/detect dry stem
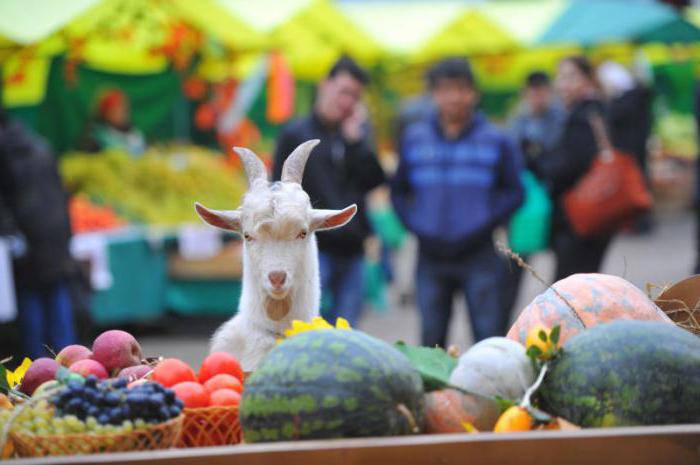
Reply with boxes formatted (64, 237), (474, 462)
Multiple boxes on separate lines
(496, 241), (584, 327)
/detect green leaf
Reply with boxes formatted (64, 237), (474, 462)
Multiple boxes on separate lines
(394, 342), (458, 391)
(550, 325), (561, 345)
(538, 330), (548, 342)
(526, 345), (543, 359)
(0, 364), (8, 393)
(494, 396), (518, 414)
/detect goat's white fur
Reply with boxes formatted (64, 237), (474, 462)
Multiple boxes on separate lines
(195, 140), (356, 371)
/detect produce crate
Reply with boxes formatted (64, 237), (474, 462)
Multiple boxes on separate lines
(8, 424), (700, 465)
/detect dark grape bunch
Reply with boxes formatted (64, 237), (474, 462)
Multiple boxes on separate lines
(52, 375), (183, 426)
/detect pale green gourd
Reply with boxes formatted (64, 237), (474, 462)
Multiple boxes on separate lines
(449, 337), (535, 401)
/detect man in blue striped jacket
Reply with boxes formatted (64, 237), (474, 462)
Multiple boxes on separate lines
(391, 58), (524, 348)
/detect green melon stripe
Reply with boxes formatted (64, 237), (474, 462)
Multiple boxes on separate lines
(241, 330), (425, 442)
(540, 320), (700, 427)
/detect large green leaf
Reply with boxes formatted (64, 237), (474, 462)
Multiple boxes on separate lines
(394, 342), (457, 391)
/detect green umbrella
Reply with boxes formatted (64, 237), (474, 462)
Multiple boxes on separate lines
(537, 0), (700, 46)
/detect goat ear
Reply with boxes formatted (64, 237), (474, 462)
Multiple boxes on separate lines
(195, 202), (242, 233)
(310, 204), (357, 232)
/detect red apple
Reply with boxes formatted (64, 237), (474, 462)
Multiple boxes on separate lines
(117, 364), (152, 381)
(91, 330), (143, 372)
(20, 358), (60, 396)
(69, 359), (108, 379)
(55, 344), (93, 368)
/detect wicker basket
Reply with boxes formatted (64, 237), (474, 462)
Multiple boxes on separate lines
(176, 406), (241, 448)
(10, 415), (183, 457)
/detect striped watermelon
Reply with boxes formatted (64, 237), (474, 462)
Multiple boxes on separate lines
(240, 329), (425, 442)
(539, 320), (700, 427)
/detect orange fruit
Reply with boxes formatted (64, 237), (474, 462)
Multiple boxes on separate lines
(198, 352), (243, 383)
(0, 393), (13, 409)
(152, 358), (196, 388)
(203, 373), (243, 394)
(209, 388), (241, 407)
(172, 381), (210, 408)
(494, 406), (533, 433)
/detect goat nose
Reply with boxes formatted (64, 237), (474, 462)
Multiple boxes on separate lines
(268, 271), (287, 288)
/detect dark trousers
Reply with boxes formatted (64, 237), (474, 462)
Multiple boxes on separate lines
(552, 229), (611, 282)
(319, 252), (365, 327)
(415, 244), (509, 348)
(17, 280), (76, 359)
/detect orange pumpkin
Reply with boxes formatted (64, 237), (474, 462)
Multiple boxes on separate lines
(424, 389), (500, 434)
(507, 273), (671, 346)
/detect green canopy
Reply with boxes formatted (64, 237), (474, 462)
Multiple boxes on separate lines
(537, 0), (700, 46)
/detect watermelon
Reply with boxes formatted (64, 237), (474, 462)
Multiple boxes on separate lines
(240, 329), (425, 442)
(539, 320), (700, 427)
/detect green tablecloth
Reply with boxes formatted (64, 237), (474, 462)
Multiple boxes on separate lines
(165, 280), (241, 317)
(89, 230), (242, 325)
(91, 233), (168, 326)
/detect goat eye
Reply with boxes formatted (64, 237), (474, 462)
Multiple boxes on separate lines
(243, 233), (253, 242)
(296, 231), (307, 240)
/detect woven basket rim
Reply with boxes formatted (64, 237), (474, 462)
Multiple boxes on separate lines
(182, 405), (239, 413)
(10, 414), (184, 441)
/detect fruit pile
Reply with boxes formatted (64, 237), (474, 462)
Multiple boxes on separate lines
(60, 146), (247, 226)
(19, 330), (149, 397)
(0, 379), (183, 437)
(151, 353), (244, 409)
(54, 377), (182, 426)
(69, 195), (126, 233)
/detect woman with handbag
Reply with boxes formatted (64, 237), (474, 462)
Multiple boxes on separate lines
(537, 56), (652, 281)
(536, 56), (614, 281)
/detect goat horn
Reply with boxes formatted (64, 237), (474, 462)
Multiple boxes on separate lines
(281, 139), (320, 184)
(233, 146), (267, 187)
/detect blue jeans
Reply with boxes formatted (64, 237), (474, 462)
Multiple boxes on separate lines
(319, 252), (365, 326)
(17, 281), (76, 359)
(416, 244), (508, 348)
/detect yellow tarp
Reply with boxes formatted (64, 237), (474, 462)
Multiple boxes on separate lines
(413, 10), (520, 62)
(2, 54), (51, 107)
(340, 2), (463, 55)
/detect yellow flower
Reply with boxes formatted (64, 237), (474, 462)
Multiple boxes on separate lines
(6, 358), (32, 389)
(279, 316), (352, 342)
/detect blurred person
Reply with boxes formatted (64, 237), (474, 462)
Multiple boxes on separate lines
(505, 71), (564, 314)
(395, 93), (434, 141)
(273, 56), (386, 326)
(509, 71), (565, 171)
(535, 56), (611, 281)
(82, 88), (145, 156)
(598, 61), (654, 233)
(0, 107), (77, 358)
(391, 57), (524, 348)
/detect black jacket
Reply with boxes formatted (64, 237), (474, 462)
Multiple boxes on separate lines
(608, 86), (652, 170)
(0, 118), (75, 287)
(273, 113), (386, 257)
(535, 98), (606, 234)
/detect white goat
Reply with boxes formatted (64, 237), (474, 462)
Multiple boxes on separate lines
(194, 139), (357, 372)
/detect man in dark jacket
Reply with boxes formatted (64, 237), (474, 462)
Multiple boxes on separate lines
(392, 58), (524, 347)
(273, 57), (386, 326)
(0, 108), (77, 358)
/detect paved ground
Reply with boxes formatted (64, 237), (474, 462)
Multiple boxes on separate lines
(140, 211), (696, 367)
